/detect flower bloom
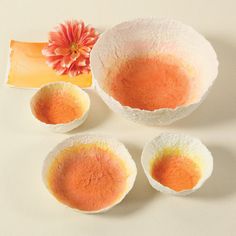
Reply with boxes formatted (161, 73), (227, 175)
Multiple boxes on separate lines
(42, 20), (99, 77)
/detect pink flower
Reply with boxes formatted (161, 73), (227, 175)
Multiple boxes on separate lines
(42, 20), (99, 77)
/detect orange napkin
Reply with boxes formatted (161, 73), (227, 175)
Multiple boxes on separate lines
(7, 40), (92, 88)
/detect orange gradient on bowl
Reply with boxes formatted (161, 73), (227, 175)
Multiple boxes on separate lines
(46, 143), (128, 211)
(105, 55), (191, 110)
(34, 90), (84, 124)
(31, 83), (89, 125)
(151, 155), (201, 191)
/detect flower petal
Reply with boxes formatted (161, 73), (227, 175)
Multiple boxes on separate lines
(78, 48), (90, 58)
(76, 21), (85, 41)
(55, 47), (71, 56)
(77, 59), (87, 66)
(46, 55), (64, 67)
(49, 31), (67, 46)
(61, 55), (73, 68)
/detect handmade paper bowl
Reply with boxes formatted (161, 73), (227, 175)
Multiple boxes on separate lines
(90, 18), (218, 126)
(30, 82), (90, 133)
(42, 134), (137, 213)
(141, 133), (213, 196)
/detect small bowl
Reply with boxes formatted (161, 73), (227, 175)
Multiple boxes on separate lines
(141, 133), (213, 196)
(90, 18), (218, 126)
(42, 134), (137, 213)
(30, 82), (90, 133)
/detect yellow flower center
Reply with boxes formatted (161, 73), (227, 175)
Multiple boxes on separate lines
(71, 42), (79, 54)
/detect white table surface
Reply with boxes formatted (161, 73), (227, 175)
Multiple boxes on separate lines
(0, 0), (236, 235)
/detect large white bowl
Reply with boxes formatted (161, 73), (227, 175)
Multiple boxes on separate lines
(90, 18), (219, 126)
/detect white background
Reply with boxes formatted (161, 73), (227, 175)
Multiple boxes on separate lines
(0, 0), (235, 235)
